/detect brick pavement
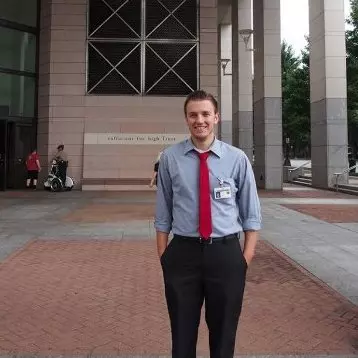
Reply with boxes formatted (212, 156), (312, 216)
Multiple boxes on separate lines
(63, 203), (155, 223)
(282, 204), (358, 223)
(259, 189), (354, 199)
(0, 239), (357, 356)
(1, 186), (358, 357)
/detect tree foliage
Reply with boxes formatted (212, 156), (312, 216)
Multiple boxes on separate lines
(282, 0), (358, 158)
(346, 0), (358, 155)
(281, 40), (310, 157)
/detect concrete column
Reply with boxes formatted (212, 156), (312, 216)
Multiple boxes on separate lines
(232, 0), (253, 161)
(200, 2), (219, 97)
(219, 24), (232, 145)
(38, 0), (86, 188)
(309, 0), (348, 188)
(37, 0), (52, 176)
(253, 0), (282, 189)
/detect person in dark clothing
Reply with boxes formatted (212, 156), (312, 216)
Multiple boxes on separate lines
(57, 160), (68, 186)
(53, 144), (68, 187)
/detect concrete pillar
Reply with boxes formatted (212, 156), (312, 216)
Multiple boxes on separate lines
(219, 24), (232, 145)
(37, 0), (52, 173)
(38, 0), (86, 187)
(232, 0), (253, 161)
(309, 0), (348, 188)
(253, 0), (282, 189)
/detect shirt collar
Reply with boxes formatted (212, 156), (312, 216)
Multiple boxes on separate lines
(184, 137), (222, 158)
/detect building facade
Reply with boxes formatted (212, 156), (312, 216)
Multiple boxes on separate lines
(0, 0), (349, 191)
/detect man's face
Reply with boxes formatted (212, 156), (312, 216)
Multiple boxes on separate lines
(185, 99), (219, 141)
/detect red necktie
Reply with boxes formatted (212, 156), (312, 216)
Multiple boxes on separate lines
(198, 152), (212, 239)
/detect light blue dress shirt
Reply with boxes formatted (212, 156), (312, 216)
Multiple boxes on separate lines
(154, 138), (262, 237)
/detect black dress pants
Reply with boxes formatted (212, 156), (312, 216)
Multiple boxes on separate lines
(161, 235), (247, 358)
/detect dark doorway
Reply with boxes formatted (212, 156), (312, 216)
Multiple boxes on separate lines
(0, 120), (35, 190)
(7, 121), (34, 189)
(0, 120), (7, 191)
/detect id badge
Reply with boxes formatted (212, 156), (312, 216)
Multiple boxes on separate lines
(214, 186), (232, 200)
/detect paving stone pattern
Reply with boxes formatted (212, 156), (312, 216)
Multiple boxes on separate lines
(63, 203), (155, 223)
(0, 240), (357, 356)
(282, 204), (358, 223)
(258, 189), (354, 199)
(1, 187), (358, 357)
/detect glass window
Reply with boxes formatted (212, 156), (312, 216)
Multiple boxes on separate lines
(0, 73), (35, 118)
(0, 0), (38, 27)
(0, 27), (36, 73)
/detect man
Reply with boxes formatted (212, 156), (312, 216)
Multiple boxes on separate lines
(53, 144), (68, 187)
(25, 149), (41, 189)
(155, 90), (261, 358)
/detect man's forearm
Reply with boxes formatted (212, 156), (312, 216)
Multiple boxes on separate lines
(156, 231), (169, 258)
(149, 173), (155, 186)
(243, 230), (259, 265)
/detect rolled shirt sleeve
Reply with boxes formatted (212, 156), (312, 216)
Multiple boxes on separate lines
(154, 152), (173, 233)
(236, 155), (262, 231)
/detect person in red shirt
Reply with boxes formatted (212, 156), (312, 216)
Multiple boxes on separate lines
(25, 149), (41, 189)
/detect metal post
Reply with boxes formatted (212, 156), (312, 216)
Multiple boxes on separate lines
(283, 137), (291, 166)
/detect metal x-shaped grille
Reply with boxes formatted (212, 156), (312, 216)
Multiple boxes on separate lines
(145, 43), (196, 94)
(89, 0), (140, 38)
(88, 41), (141, 94)
(87, 0), (198, 95)
(146, 0), (196, 39)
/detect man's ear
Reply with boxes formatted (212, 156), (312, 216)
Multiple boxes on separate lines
(215, 113), (220, 124)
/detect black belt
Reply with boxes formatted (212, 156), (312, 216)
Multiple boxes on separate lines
(173, 233), (238, 244)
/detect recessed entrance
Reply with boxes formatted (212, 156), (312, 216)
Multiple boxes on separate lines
(0, 119), (34, 190)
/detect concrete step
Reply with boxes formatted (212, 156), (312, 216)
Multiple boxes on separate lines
(292, 178), (312, 187)
(333, 185), (358, 196)
(296, 176), (312, 184)
(338, 184), (358, 191)
(334, 187), (358, 196)
(293, 176), (358, 196)
(297, 175), (312, 182)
